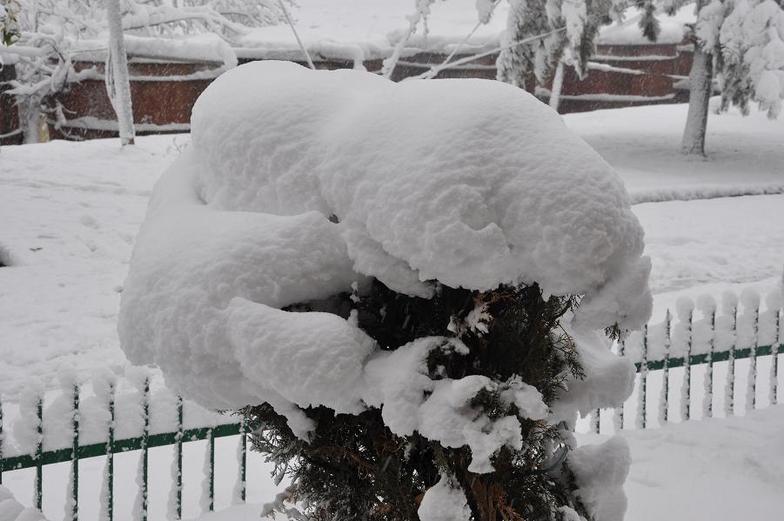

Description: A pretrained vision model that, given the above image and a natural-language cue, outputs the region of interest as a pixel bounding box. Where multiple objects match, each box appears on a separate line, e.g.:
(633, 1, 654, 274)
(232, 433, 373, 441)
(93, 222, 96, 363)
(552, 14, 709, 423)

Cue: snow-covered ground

(568, 102, 784, 203)
(0, 136, 179, 398)
(615, 405, 784, 521)
(1, 102, 782, 399)
(169, 405, 784, 521)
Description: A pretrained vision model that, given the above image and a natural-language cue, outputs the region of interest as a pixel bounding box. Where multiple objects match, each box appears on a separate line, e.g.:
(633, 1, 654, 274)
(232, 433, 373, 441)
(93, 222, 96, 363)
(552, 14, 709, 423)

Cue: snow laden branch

(120, 61, 651, 521)
(498, 0, 627, 91)
(0, 0, 286, 142)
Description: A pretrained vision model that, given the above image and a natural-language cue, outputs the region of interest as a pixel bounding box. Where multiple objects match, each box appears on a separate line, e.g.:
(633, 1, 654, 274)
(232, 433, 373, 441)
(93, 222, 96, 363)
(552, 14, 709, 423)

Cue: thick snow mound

(568, 436, 631, 521)
(0, 485, 47, 521)
(120, 61, 649, 451)
(189, 61, 649, 323)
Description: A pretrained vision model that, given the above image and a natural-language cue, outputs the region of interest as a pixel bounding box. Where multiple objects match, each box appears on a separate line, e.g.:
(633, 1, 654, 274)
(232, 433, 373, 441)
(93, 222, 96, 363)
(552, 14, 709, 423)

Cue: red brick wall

(42, 44, 694, 141)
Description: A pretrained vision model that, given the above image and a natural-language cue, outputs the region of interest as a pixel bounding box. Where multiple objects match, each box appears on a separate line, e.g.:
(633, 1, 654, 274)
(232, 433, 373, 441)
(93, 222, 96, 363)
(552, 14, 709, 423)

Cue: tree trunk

(681, 21, 714, 155)
(0, 63, 23, 146)
(549, 60, 565, 112)
(22, 96, 41, 144)
(106, 0, 135, 146)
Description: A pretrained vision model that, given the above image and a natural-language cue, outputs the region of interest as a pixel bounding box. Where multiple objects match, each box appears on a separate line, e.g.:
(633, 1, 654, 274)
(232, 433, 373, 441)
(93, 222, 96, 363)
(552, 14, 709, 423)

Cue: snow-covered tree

(0, 0, 20, 45)
(119, 61, 652, 521)
(678, 0, 784, 154)
(497, 0, 628, 91)
(0, 0, 287, 142)
(106, 0, 134, 145)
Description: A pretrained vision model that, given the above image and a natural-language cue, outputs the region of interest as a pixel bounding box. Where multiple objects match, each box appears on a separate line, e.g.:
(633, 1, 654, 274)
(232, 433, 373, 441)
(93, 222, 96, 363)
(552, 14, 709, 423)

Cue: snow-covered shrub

(119, 61, 651, 521)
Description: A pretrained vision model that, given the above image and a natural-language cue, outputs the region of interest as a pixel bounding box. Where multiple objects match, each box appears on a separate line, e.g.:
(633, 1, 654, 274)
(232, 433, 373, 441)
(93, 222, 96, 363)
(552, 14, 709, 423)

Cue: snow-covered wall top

(119, 61, 651, 455)
(236, 1, 694, 62)
(71, 33, 238, 69)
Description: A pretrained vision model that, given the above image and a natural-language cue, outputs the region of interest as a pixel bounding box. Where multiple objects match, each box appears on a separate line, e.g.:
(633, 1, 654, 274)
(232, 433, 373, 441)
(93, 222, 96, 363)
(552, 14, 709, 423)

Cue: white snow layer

(417, 473, 471, 521)
(0, 486, 47, 521)
(568, 436, 631, 521)
(119, 61, 649, 471)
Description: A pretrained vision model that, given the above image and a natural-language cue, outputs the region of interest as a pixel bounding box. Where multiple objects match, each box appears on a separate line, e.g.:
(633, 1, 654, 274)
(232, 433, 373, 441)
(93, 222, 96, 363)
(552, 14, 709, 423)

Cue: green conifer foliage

(244, 280, 597, 521)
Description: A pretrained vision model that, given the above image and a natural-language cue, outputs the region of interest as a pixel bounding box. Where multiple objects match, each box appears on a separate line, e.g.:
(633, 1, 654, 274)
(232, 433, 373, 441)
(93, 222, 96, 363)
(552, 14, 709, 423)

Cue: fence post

(35, 393, 43, 511)
(171, 395, 183, 520)
(209, 427, 215, 512)
(239, 416, 247, 503)
(726, 300, 738, 417)
(681, 304, 693, 421)
(134, 376, 150, 521)
(636, 324, 648, 430)
(591, 410, 600, 434)
(746, 298, 759, 412)
(659, 310, 671, 426)
(614, 340, 625, 432)
(0, 393, 3, 485)
(771, 307, 781, 406)
(704, 307, 716, 418)
(142, 377, 150, 521)
(103, 378, 116, 521)
(68, 382, 80, 521)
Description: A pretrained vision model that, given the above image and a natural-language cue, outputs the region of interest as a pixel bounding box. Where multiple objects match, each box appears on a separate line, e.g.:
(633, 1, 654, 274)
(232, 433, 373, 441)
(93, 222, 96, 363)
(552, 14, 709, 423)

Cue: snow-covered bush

(119, 61, 651, 521)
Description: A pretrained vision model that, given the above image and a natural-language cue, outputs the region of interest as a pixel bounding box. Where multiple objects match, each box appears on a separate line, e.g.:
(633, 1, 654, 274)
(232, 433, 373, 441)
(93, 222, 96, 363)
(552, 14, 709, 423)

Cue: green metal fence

(0, 375, 248, 521)
(1, 297, 781, 519)
(594, 297, 781, 433)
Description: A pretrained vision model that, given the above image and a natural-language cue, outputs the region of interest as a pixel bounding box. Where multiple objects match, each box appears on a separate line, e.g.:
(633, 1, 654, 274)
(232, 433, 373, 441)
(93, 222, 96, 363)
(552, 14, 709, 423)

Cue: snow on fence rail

(590, 288, 782, 434)
(0, 289, 781, 519)
(0, 371, 248, 520)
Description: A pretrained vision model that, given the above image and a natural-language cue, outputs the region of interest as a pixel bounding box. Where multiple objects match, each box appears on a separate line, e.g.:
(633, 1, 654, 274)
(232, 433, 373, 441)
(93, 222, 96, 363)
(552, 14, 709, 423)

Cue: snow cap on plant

(120, 61, 649, 521)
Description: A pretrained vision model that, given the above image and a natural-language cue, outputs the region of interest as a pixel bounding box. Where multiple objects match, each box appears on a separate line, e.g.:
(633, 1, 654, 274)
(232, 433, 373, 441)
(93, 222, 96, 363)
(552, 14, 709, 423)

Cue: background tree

(0, 0, 288, 142)
(0, 0, 20, 45)
(674, 0, 784, 154)
(497, 0, 629, 97)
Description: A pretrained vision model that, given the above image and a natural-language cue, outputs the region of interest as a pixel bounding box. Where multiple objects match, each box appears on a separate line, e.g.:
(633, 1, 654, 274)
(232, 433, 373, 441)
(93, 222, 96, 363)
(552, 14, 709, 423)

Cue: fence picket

(681, 306, 693, 421)
(136, 376, 150, 521)
(771, 308, 781, 406)
(614, 340, 625, 431)
(636, 324, 648, 430)
(100, 378, 116, 521)
(171, 395, 184, 520)
(0, 394, 3, 485)
(209, 427, 215, 511)
(35, 394, 43, 511)
(68, 383, 80, 521)
(703, 309, 716, 419)
(238, 417, 247, 503)
(746, 301, 760, 412)
(725, 302, 738, 417)
(659, 310, 671, 426)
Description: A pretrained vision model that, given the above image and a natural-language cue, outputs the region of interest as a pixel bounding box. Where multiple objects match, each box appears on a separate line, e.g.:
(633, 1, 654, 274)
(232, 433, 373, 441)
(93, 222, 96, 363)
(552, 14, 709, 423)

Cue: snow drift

(119, 61, 650, 493)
